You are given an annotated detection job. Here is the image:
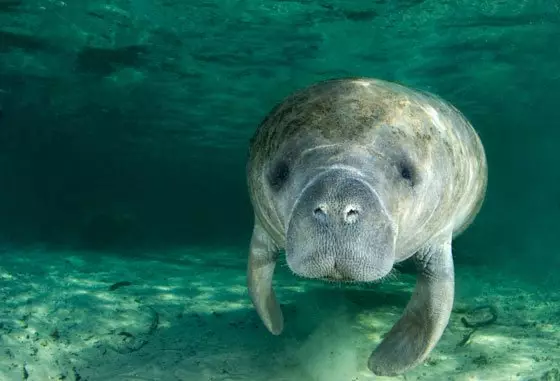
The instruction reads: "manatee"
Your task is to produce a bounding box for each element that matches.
[245,77,487,376]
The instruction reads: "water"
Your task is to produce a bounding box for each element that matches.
[0,1,559,380]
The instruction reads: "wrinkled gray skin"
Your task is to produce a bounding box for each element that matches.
[245,78,487,376]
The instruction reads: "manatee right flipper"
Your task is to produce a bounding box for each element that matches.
[247,221,284,335]
[368,238,455,376]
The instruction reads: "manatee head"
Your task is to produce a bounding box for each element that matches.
[249,79,431,284]
[263,131,420,283]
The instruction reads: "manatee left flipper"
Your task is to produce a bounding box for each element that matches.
[247,221,284,335]
[368,238,455,376]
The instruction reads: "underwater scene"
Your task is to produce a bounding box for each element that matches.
[0,1,559,380]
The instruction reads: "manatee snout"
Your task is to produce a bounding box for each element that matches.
[286,169,396,282]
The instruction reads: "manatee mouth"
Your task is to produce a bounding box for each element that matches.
[321,272,355,282]
[317,264,348,281]
[285,169,396,283]
[317,261,368,282]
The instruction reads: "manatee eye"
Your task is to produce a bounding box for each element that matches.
[400,165,412,181]
[398,161,417,186]
[268,160,290,191]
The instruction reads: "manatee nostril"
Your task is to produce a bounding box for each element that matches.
[343,205,360,224]
[313,205,328,222]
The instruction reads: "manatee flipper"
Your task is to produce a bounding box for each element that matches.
[368,238,454,376]
[247,221,284,335]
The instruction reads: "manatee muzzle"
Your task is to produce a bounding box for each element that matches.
[286,169,396,282]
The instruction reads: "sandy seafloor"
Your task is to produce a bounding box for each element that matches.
[0,245,558,381]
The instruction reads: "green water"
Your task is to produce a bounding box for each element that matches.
[0,1,559,380]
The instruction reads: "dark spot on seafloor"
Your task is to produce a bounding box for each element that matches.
[108,281,132,291]
[50,328,60,340]
[73,367,83,381]
[461,305,498,328]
